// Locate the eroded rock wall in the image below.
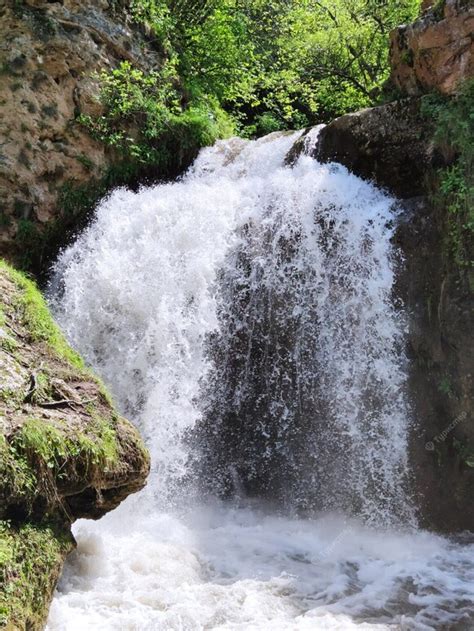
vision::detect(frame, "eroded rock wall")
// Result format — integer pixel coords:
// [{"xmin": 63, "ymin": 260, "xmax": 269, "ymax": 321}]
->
[
  {"xmin": 389, "ymin": 0, "xmax": 474, "ymax": 96},
  {"xmin": 0, "ymin": 0, "xmax": 160, "ymax": 270}
]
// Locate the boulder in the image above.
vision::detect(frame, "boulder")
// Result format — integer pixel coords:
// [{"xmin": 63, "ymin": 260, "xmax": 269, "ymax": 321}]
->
[{"xmin": 310, "ymin": 97, "xmax": 441, "ymax": 198}]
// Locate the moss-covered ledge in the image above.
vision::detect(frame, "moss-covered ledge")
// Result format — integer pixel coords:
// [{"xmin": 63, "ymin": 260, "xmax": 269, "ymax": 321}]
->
[{"xmin": 0, "ymin": 260, "xmax": 150, "ymax": 629}]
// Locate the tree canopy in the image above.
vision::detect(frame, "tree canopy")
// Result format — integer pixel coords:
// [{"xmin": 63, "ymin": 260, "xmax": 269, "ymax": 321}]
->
[
  {"xmin": 131, "ymin": 0, "xmax": 420, "ymax": 131},
  {"xmin": 86, "ymin": 0, "xmax": 421, "ymax": 171}
]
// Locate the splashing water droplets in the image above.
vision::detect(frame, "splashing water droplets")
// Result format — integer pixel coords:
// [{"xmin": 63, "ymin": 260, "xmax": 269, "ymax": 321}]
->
[{"xmin": 47, "ymin": 132, "xmax": 474, "ymax": 630}]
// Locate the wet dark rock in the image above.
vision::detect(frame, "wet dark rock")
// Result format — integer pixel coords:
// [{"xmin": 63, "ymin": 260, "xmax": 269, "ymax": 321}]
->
[
  {"xmin": 394, "ymin": 198, "xmax": 474, "ymax": 532},
  {"xmin": 287, "ymin": 100, "xmax": 474, "ymax": 532},
  {"xmin": 311, "ymin": 98, "xmax": 443, "ymax": 199}
]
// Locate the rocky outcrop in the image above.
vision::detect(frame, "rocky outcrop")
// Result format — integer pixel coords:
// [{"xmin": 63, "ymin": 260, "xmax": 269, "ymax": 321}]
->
[
  {"xmin": 312, "ymin": 98, "xmax": 439, "ymax": 198},
  {"xmin": 0, "ymin": 260, "xmax": 150, "ymax": 628},
  {"xmin": 394, "ymin": 198, "xmax": 474, "ymax": 533},
  {"xmin": 0, "ymin": 0, "xmax": 162, "ymax": 271},
  {"xmin": 389, "ymin": 0, "xmax": 474, "ymax": 96},
  {"xmin": 286, "ymin": 0, "xmax": 474, "ymax": 532}
]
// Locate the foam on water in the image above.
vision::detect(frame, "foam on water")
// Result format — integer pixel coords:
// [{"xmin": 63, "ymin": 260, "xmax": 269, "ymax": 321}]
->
[
  {"xmin": 47, "ymin": 132, "xmax": 474, "ymax": 630},
  {"xmin": 47, "ymin": 503, "xmax": 474, "ymax": 630}
]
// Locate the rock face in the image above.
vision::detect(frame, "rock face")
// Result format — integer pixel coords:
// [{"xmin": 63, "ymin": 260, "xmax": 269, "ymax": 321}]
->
[
  {"xmin": 389, "ymin": 0, "xmax": 474, "ymax": 96},
  {"xmin": 0, "ymin": 0, "xmax": 161, "ymax": 270},
  {"xmin": 394, "ymin": 198, "xmax": 474, "ymax": 533},
  {"xmin": 313, "ymin": 98, "xmax": 439, "ymax": 199},
  {"xmin": 0, "ymin": 261, "xmax": 150, "ymax": 628},
  {"xmin": 288, "ymin": 0, "xmax": 474, "ymax": 532},
  {"xmin": 294, "ymin": 112, "xmax": 474, "ymax": 530},
  {"xmin": 292, "ymin": 107, "xmax": 474, "ymax": 531}
]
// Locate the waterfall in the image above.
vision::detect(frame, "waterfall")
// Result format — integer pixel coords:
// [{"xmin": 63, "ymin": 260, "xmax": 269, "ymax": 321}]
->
[{"xmin": 47, "ymin": 132, "xmax": 474, "ymax": 630}]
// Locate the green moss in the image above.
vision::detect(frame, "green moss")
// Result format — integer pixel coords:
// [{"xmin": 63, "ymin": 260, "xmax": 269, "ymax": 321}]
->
[
  {"xmin": 0, "ymin": 435, "xmax": 36, "ymax": 510},
  {"xmin": 0, "ymin": 520, "xmax": 71, "ymax": 630},
  {"xmin": 0, "ymin": 260, "xmax": 85, "ymax": 370},
  {"xmin": 0, "ymin": 415, "xmax": 119, "ymax": 522},
  {"xmin": 1, "ymin": 259, "xmax": 119, "ymax": 416},
  {"xmin": 13, "ymin": 416, "xmax": 119, "ymax": 474}
]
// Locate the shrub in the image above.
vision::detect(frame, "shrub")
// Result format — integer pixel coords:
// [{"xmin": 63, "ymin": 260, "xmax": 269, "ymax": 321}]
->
[{"xmin": 422, "ymin": 81, "xmax": 474, "ymax": 275}]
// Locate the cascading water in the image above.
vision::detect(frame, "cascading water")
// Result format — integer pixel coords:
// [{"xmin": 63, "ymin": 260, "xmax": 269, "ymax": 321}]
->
[
  {"xmin": 47, "ymin": 132, "xmax": 474, "ymax": 630},
  {"xmin": 192, "ymin": 133, "xmax": 412, "ymax": 526}
]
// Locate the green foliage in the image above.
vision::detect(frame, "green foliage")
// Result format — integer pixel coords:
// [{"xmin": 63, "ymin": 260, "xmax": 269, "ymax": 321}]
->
[
  {"xmin": 0, "ymin": 436, "xmax": 36, "ymax": 503},
  {"xmin": 85, "ymin": 0, "xmax": 421, "ymax": 160},
  {"xmin": 80, "ymin": 59, "xmax": 234, "ymax": 171},
  {"xmin": 422, "ymin": 81, "xmax": 474, "ymax": 274},
  {"xmin": 0, "ymin": 520, "xmax": 70, "ymax": 629},
  {"xmin": 241, "ymin": 0, "xmax": 420, "ymax": 126},
  {"xmin": 243, "ymin": 112, "xmax": 285, "ymax": 138}
]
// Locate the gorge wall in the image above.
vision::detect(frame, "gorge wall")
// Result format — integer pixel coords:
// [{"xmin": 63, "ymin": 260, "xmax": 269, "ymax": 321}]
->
[
  {"xmin": 305, "ymin": 0, "xmax": 474, "ymax": 531},
  {"xmin": 0, "ymin": 0, "xmax": 168, "ymax": 272}
]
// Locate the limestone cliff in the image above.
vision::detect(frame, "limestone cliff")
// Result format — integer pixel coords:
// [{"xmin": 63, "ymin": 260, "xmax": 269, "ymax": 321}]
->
[
  {"xmin": 0, "ymin": 261, "xmax": 150, "ymax": 629},
  {"xmin": 389, "ymin": 0, "xmax": 474, "ymax": 96},
  {"xmin": 0, "ymin": 0, "xmax": 162, "ymax": 271}
]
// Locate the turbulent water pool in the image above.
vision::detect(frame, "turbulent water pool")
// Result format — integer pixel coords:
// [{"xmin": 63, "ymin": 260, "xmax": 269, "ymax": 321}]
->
[{"xmin": 46, "ymin": 132, "xmax": 474, "ymax": 630}]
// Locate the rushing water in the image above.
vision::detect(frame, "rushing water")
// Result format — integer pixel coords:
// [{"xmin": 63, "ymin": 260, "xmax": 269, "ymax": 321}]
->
[{"xmin": 47, "ymin": 132, "xmax": 474, "ymax": 630}]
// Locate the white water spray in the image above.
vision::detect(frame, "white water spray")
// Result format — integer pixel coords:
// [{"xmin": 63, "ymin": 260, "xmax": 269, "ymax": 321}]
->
[{"xmin": 47, "ymin": 132, "xmax": 474, "ymax": 630}]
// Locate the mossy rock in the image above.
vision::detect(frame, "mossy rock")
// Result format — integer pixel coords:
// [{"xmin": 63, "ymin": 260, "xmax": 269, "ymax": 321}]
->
[
  {"xmin": 0, "ymin": 260, "xmax": 150, "ymax": 628},
  {"xmin": 0, "ymin": 521, "xmax": 73, "ymax": 631}
]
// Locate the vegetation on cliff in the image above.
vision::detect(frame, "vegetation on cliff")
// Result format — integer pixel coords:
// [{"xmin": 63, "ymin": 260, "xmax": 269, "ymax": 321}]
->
[
  {"xmin": 422, "ymin": 81, "xmax": 474, "ymax": 276},
  {"xmin": 0, "ymin": 521, "xmax": 72, "ymax": 630}
]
